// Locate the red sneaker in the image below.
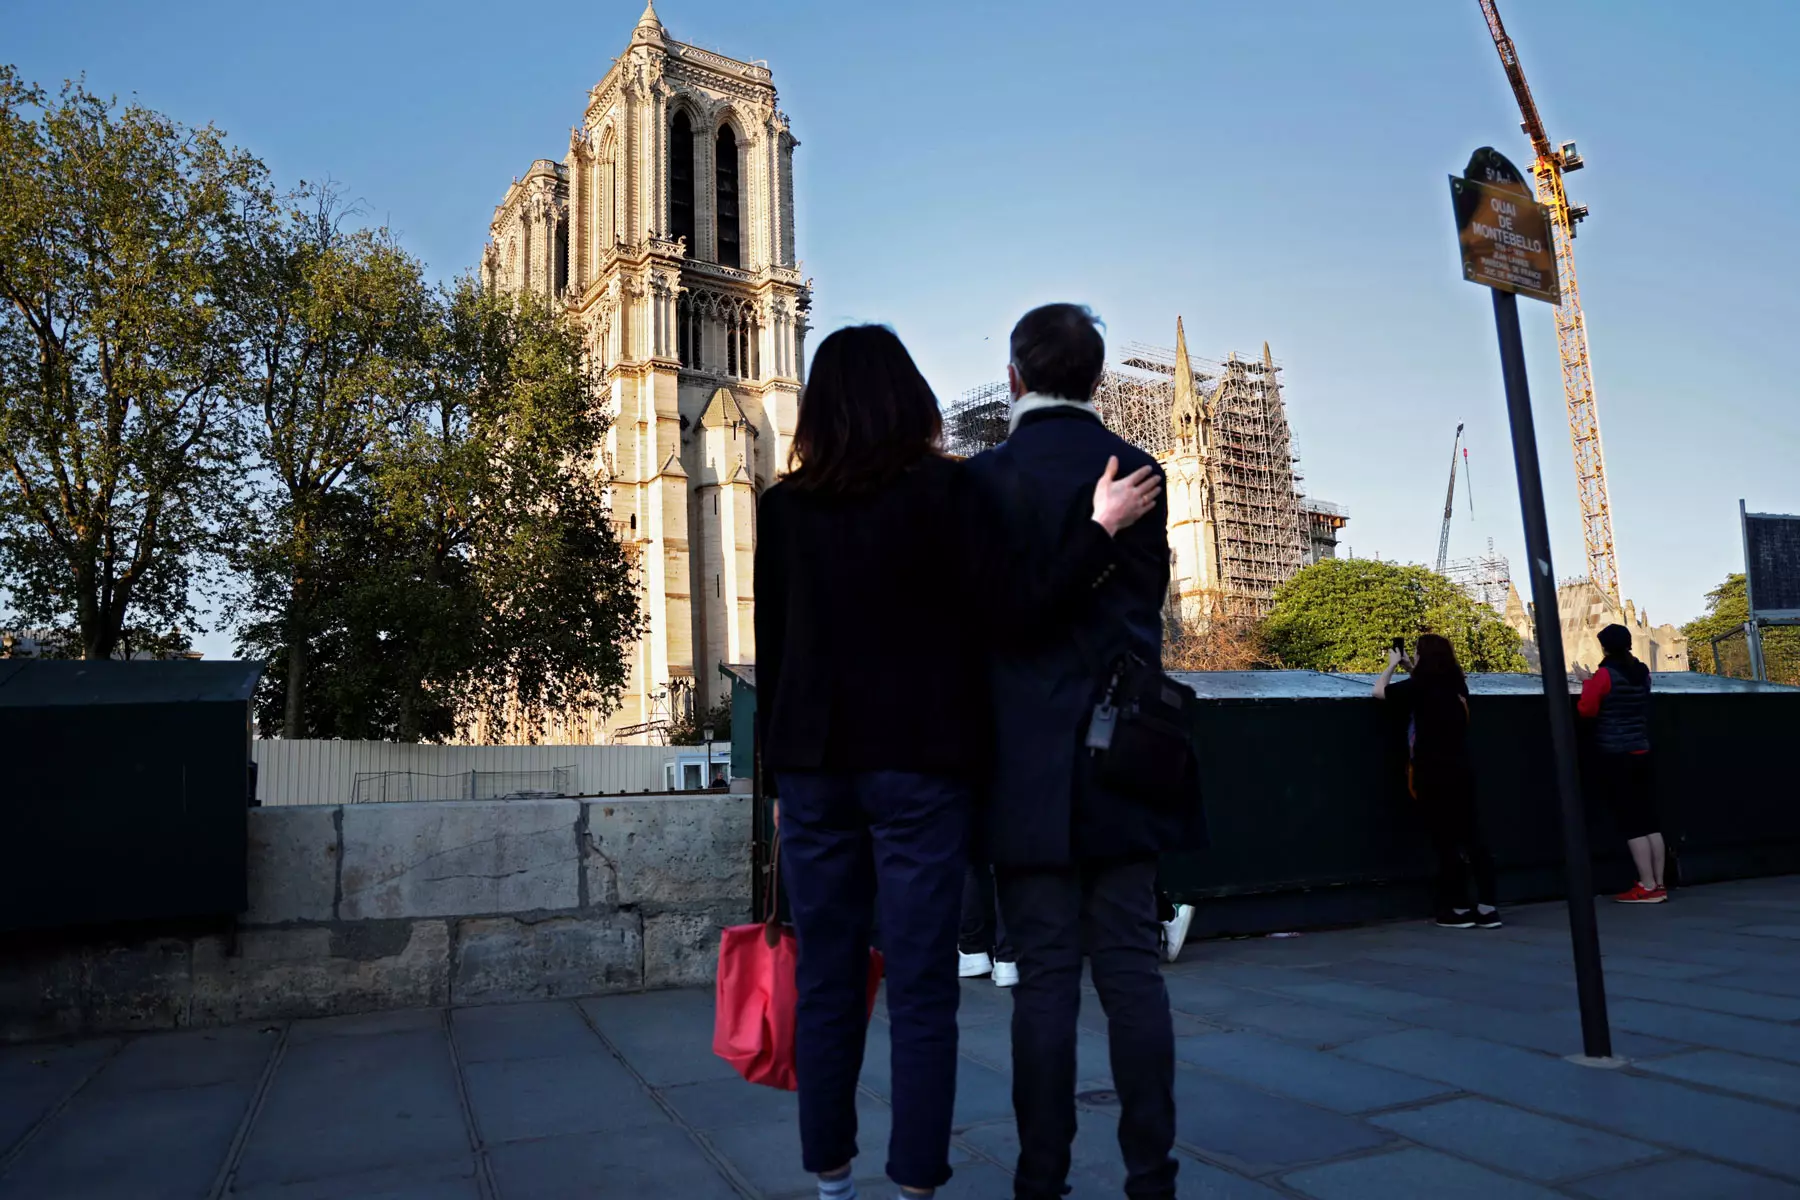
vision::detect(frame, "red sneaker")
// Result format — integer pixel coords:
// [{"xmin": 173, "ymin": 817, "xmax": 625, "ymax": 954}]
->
[{"xmin": 1615, "ymin": 883, "xmax": 1667, "ymax": 904}]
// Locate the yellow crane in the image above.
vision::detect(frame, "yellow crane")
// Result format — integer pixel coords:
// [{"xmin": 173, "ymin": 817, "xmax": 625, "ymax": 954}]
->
[{"xmin": 1477, "ymin": 0, "xmax": 1620, "ymax": 603}]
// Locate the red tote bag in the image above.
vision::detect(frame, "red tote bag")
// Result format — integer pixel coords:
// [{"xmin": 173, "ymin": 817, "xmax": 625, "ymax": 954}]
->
[{"xmin": 713, "ymin": 829, "xmax": 885, "ymax": 1091}]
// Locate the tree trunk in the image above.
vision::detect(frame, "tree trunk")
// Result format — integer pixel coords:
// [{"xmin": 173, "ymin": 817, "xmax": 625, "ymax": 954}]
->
[
  {"xmin": 284, "ymin": 562, "xmax": 307, "ymax": 736},
  {"xmin": 77, "ymin": 568, "xmax": 114, "ymax": 660},
  {"xmin": 284, "ymin": 634, "xmax": 306, "ymax": 736}
]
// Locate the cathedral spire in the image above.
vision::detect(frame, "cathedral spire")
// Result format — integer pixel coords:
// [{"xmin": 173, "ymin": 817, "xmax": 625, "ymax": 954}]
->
[
  {"xmin": 1171, "ymin": 316, "xmax": 1202, "ymax": 445},
  {"xmin": 633, "ymin": 0, "xmax": 665, "ymax": 43}
]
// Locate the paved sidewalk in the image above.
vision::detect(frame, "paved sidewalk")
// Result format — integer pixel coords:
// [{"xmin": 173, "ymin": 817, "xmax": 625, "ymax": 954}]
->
[{"xmin": 5, "ymin": 876, "xmax": 1800, "ymax": 1199}]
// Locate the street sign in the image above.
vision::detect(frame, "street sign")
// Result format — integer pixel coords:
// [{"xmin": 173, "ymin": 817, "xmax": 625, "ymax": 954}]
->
[
  {"xmin": 1450, "ymin": 147, "xmax": 1561, "ymax": 305},
  {"xmin": 1453, "ymin": 144, "xmax": 1610, "ymax": 1061}
]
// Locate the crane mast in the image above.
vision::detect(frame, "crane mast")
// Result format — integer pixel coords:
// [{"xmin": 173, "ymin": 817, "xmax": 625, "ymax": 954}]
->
[
  {"xmin": 1437, "ymin": 424, "xmax": 1464, "ymax": 575},
  {"xmin": 1477, "ymin": 0, "xmax": 1621, "ymax": 603}
]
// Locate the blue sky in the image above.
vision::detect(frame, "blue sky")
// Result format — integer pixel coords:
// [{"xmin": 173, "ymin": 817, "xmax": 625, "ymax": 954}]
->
[{"xmin": 10, "ymin": 0, "xmax": 1798, "ymax": 657}]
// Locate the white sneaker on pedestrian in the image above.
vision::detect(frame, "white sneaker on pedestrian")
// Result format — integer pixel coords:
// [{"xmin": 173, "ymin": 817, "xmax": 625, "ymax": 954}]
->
[
  {"xmin": 991, "ymin": 960, "xmax": 1019, "ymax": 988},
  {"xmin": 1161, "ymin": 904, "xmax": 1194, "ymax": 963},
  {"xmin": 958, "ymin": 951, "xmax": 993, "ymax": 978}
]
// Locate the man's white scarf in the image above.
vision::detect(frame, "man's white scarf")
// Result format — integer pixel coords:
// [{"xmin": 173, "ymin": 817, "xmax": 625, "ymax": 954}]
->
[{"xmin": 1008, "ymin": 391, "xmax": 1099, "ymax": 433}]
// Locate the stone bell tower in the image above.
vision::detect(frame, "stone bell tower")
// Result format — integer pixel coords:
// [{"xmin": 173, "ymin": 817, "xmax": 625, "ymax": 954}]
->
[{"xmin": 482, "ymin": 1, "xmax": 811, "ymax": 740}]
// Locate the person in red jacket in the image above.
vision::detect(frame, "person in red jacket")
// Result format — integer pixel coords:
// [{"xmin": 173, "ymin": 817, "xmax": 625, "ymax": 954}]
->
[{"xmin": 1578, "ymin": 623, "xmax": 1666, "ymax": 904}]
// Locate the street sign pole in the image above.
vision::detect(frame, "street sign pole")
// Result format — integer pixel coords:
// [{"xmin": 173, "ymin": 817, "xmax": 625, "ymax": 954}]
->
[
  {"xmin": 1453, "ymin": 146, "xmax": 1612, "ymax": 1061},
  {"xmin": 1490, "ymin": 288, "xmax": 1613, "ymax": 1060}
]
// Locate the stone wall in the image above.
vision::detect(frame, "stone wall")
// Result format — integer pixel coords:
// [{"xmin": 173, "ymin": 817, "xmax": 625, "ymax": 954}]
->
[{"xmin": 0, "ymin": 796, "xmax": 751, "ymax": 1043}]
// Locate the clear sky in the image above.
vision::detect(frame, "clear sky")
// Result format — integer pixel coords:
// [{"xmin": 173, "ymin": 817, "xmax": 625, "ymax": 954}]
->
[{"xmin": 10, "ymin": 0, "xmax": 1798, "ymax": 659}]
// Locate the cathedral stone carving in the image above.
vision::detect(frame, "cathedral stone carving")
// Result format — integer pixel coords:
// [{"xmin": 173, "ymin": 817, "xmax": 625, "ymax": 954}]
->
[{"xmin": 478, "ymin": 0, "xmax": 809, "ymax": 744}]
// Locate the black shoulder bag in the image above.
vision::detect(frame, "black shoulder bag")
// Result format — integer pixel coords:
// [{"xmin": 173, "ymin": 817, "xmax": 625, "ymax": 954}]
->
[{"xmin": 1085, "ymin": 651, "xmax": 1201, "ymax": 812}]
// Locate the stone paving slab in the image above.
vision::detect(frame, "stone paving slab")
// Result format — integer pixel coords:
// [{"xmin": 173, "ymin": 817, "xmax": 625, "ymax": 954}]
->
[
  {"xmin": 4, "ymin": 877, "xmax": 1800, "ymax": 1197},
  {"xmin": 1283, "ymin": 1146, "xmax": 1568, "ymax": 1200},
  {"xmin": 1174, "ymin": 1029, "xmax": 1454, "ymax": 1114},
  {"xmin": 1367, "ymin": 1097, "xmax": 1660, "ymax": 1182},
  {"xmin": 1567, "ymin": 1155, "xmax": 1800, "ymax": 1200}
]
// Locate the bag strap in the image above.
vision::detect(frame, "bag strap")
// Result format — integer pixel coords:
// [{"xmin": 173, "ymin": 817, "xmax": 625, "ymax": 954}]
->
[{"xmin": 763, "ymin": 826, "xmax": 783, "ymax": 947}]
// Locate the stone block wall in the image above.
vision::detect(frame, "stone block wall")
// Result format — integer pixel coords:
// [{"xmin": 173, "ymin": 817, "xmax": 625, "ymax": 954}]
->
[{"xmin": 0, "ymin": 796, "xmax": 751, "ymax": 1043}]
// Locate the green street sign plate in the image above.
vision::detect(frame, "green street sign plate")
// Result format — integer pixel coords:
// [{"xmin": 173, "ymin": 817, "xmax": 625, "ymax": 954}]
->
[{"xmin": 1449, "ymin": 173, "xmax": 1561, "ymax": 306}]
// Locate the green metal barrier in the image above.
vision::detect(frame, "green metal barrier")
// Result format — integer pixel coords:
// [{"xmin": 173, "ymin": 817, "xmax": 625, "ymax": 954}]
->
[{"xmin": 729, "ymin": 667, "xmax": 1800, "ymax": 939}]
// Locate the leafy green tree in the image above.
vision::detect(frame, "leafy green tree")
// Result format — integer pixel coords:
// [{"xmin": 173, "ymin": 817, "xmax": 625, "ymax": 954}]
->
[
  {"xmin": 241, "ymin": 281, "xmax": 644, "ymax": 741},
  {"xmin": 1682, "ymin": 573, "xmax": 1799, "ymax": 682},
  {"xmin": 0, "ymin": 69, "xmax": 264, "ymax": 657},
  {"xmin": 1261, "ymin": 558, "xmax": 1529, "ymax": 674},
  {"xmin": 225, "ymin": 181, "xmax": 429, "ymax": 732}
]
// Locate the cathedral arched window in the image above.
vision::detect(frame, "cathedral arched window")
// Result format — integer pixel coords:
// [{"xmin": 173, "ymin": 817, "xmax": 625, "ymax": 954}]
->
[
  {"xmin": 554, "ymin": 219, "xmax": 568, "ymax": 295},
  {"xmin": 677, "ymin": 294, "xmax": 693, "ymax": 368},
  {"xmin": 715, "ymin": 126, "xmax": 741, "ymax": 269},
  {"xmin": 670, "ymin": 111, "xmax": 696, "ymax": 252},
  {"xmin": 599, "ymin": 129, "xmax": 618, "ymax": 248}
]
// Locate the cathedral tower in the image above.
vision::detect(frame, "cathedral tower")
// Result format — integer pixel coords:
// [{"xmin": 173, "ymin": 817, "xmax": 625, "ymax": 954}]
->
[
  {"xmin": 481, "ymin": 1, "xmax": 810, "ymax": 740},
  {"xmin": 1165, "ymin": 318, "xmax": 1222, "ymax": 622}
]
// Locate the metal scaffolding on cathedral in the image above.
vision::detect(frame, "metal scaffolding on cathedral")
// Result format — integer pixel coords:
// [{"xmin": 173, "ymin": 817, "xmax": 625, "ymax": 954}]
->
[{"xmin": 942, "ymin": 322, "xmax": 1342, "ymax": 620}]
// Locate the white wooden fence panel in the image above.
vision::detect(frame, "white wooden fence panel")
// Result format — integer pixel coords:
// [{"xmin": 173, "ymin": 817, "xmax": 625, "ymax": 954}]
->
[{"xmin": 252, "ymin": 740, "xmax": 672, "ymax": 806}]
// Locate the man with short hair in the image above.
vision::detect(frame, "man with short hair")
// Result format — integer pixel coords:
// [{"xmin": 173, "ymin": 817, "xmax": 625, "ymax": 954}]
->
[{"xmin": 966, "ymin": 303, "xmax": 1200, "ymax": 1200}]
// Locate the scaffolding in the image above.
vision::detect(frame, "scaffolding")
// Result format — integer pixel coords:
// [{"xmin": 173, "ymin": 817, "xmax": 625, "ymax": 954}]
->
[
  {"xmin": 1444, "ymin": 538, "xmax": 1514, "ymax": 613},
  {"xmin": 940, "ymin": 366, "xmax": 1189, "ymax": 461},
  {"xmin": 939, "ymin": 337, "xmax": 1312, "ymax": 615}
]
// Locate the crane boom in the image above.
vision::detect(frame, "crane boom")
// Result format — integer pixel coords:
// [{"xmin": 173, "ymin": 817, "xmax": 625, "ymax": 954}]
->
[
  {"xmin": 1477, "ymin": 0, "xmax": 1621, "ymax": 604},
  {"xmin": 1437, "ymin": 423, "xmax": 1464, "ymax": 575}
]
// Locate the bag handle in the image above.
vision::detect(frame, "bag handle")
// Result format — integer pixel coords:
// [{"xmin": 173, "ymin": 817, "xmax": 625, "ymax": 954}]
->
[{"xmin": 763, "ymin": 825, "xmax": 783, "ymax": 947}]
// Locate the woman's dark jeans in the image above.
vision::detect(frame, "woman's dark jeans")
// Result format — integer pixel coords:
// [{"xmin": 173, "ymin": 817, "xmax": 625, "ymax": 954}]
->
[{"xmin": 776, "ymin": 770, "xmax": 969, "ymax": 1191}]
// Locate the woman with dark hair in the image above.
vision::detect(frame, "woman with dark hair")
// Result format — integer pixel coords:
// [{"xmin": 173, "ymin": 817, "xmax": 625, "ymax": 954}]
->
[
  {"xmin": 1375, "ymin": 633, "xmax": 1501, "ymax": 929},
  {"xmin": 756, "ymin": 324, "xmax": 1160, "ymax": 1200},
  {"xmin": 1579, "ymin": 623, "xmax": 1665, "ymax": 903}
]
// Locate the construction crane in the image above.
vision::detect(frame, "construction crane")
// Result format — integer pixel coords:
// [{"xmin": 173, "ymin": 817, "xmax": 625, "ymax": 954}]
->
[
  {"xmin": 1436, "ymin": 423, "xmax": 1465, "ymax": 574},
  {"xmin": 1477, "ymin": 0, "xmax": 1621, "ymax": 604}
]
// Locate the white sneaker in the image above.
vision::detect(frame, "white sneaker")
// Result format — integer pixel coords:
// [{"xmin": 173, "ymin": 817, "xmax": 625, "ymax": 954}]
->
[
  {"xmin": 991, "ymin": 960, "xmax": 1019, "ymax": 988},
  {"xmin": 958, "ymin": 951, "xmax": 993, "ymax": 978},
  {"xmin": 1161, "ymin": 904, "xmax": 1194, "ymax": 963}
]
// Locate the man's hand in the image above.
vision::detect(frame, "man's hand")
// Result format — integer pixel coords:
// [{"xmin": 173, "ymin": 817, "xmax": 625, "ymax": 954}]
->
[{"xmin": 1092, "ymin": 456, "xmax": 1162, "ymax": 537}]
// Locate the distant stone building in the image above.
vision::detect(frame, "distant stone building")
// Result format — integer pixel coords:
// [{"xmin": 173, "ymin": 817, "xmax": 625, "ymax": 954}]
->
[
  {"xmin": 1301, "ymin": 499, "xmax": 1348, "ymax": 567},
  {"xmin": 478, "ymin": 2, "xmax": 809, "ymax": 742},
  {"xmin": 1504, "ymin": 579, "xmax": 1690, "ymax": 674}
]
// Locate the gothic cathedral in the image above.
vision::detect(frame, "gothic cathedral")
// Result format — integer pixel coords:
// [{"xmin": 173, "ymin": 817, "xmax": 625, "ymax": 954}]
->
[{"xmin": 481, "ymin": 2, "xmax": 809, "ymax": 742}]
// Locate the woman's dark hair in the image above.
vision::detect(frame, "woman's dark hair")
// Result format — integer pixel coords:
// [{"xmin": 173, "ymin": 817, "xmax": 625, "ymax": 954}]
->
[
  {"xmin": 1597, "ymin": 623, "xmax": 1650, "ymax": 684},
  {"xmin": 1411, "ymin": 633, "xmax": 1466, "ymax": 691},
  {"xmin": 786, "ymin": 324, "xmax": 942, "ymax": 494},
  {"xmin": 1597, "ymin": 623, "xmax": 1633, "ymax": 656}
]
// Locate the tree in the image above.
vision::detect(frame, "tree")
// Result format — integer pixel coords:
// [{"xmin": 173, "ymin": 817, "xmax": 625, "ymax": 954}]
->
[
  {"xmin": 1682, "ymin": 573, "xmax": 1799, "ymax": 683},
  {"xmin": 0, "ymin": 70, "xmax": 265, "ymax": 657},
  {"xmin": 241, "ymin": 281, "xmax": 644, "ymax": 741},
  {"xmin": 1163, "ymin": 592, "xmax": 1280, "ymax": 671},
  {"xmin": 1261, "ymin": 558, "xmax": 1529, "ymax": 674},
  {"xmin": 226, "ymin": 182, "xmax": 429, "ymax": 732}
]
